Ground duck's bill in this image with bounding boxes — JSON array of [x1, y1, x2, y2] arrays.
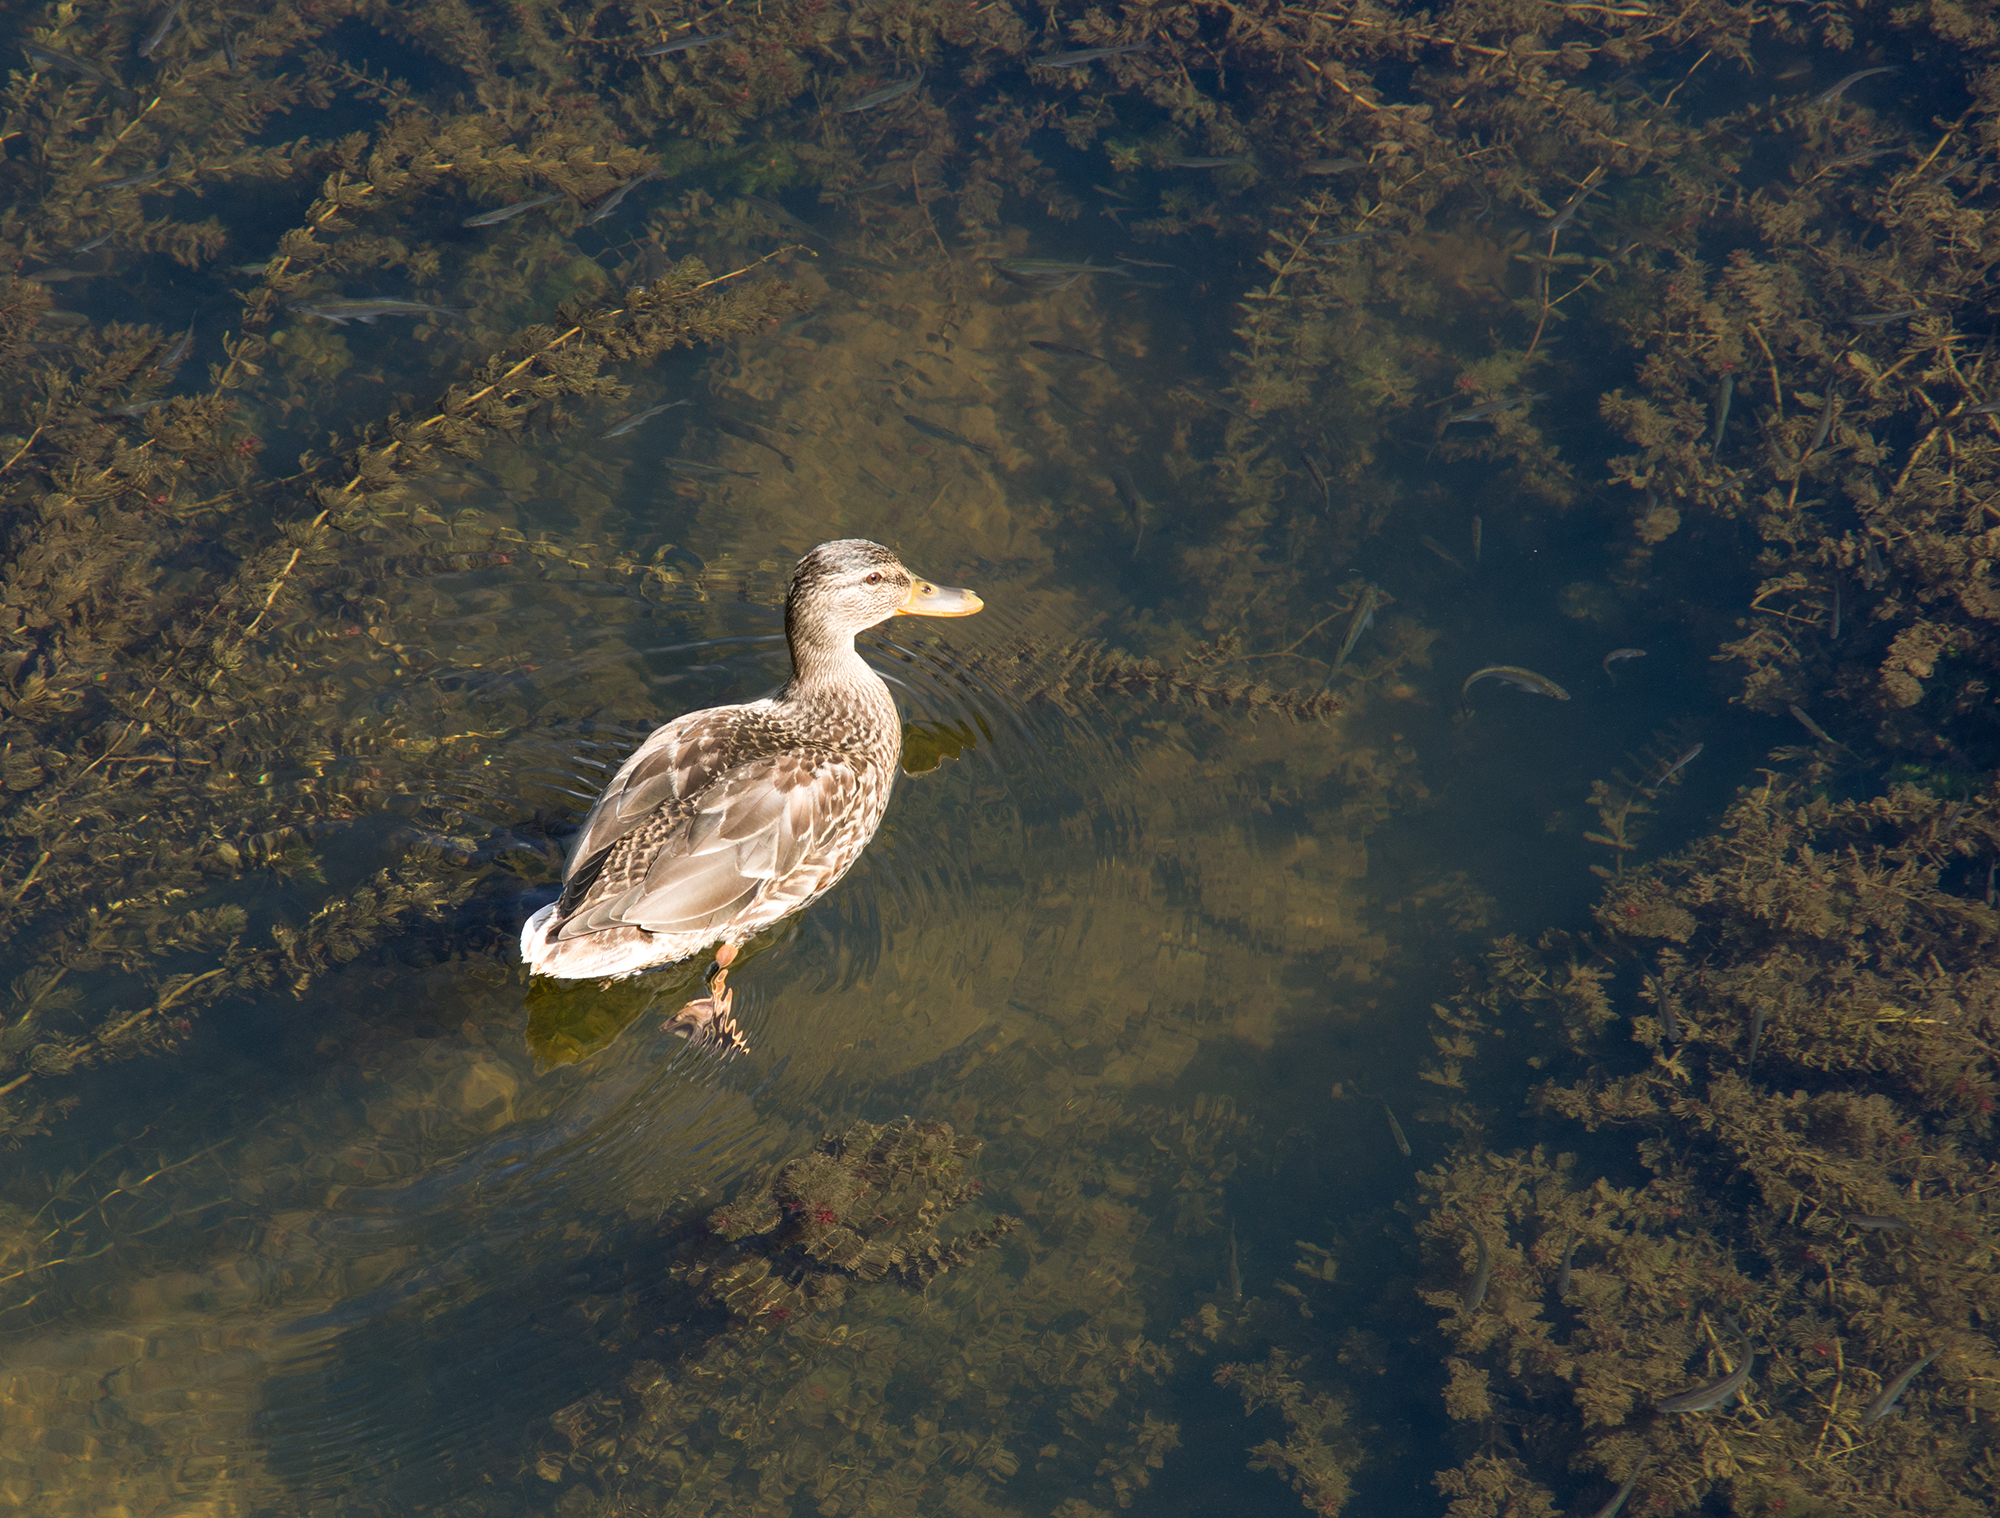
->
[[898, 579, 983, 617]]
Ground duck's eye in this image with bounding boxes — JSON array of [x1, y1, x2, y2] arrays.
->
[[864, 571, 883, 584]]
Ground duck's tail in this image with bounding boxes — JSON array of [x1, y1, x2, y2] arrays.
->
[[519, 901, 560, 974], [519, 903, 689, 980]]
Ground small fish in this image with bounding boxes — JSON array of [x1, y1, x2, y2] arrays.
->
[[663, 457, 759, 480], [1461, 1232, 1492, 1312], [1113, 254, 1180, 270], [1657, 983, 1681, 1042], [111, 398, 168, 417], [23, 267, 90, 283], [1655, 743, 1703, 786], [1446, 393, 1546, 425], [151, 316, 194, 373], [1029, 339, 1117, 367], [1843, 1214, 1913, 1232], [1658, 1343, 1756, 1413], [1814, 65, 1897, 106], [1831, 576, 1842, 641], [1383, 1103, 1411, 1157], [1302, 452, 1332, 514], [1853, 306, 1923, 326], [996, 258, 1128, 293], [1862, 537, 1886, 584], [601, 400, 689, 438], [1604, 647, 1647, 681], [137, 0, 184, 59], [712, 414, 796, 471], [1746, 1001, 1767, 1069], [289, 298, 463, 325], [1462, 665, 1570, 702], [1987, 858, 1996, 908], [1861, 1347, 1942, 1424], [1775, 61, 1812, 81], [1471, 516, 1482, 563], [1823, 144, 1902, 170], [1167, 155, 1248, 169], [68, 231, 114, 254], [1555, 1230, 1579, 1299], [1110, 468, 1148, 557], [1592, 1474, 1640, 1518], [1788, 703, 1837, 745], [840, 75, 921, 114], [1421, 535, 1466, 570], [903, 413, 994, 456], [1968, 399, 2000, 417], [103, 165, 168, 190], [583, 171, 659, 224], [855, 465, 900, 500], [1545, 183, 1595, 233], [21, 42, 131, 95], [1303, 157, 1365, 175], [1313, 229, 1393, 248], [827, 249, 899, 276], [1808, 387, 1839, 453], [1226, 1221, 1243, 1302], [1711, 373, 1734, 461], [1035, 43, 1152, 67], [997, 257, 1129, 279], [639, 29, 733, 56], [1333, 584, 1380, 672], [463, 192, 563, 227]]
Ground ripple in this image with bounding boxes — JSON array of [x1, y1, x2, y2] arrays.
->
[[0, 556, 1214, 1510]]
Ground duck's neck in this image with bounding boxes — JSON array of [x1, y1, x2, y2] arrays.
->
[[782, 618, 879, 700]]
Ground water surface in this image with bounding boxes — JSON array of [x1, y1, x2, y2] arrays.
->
[[1, 9, 1925, 1516]]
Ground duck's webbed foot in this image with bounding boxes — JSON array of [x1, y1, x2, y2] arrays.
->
[[663, 945, 749, 1055]]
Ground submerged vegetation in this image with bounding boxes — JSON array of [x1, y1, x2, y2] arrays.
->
[[4, 0, 2000, 1511], [675, 1118, 1018, 1321], [1417, 779, 2000, 1517]]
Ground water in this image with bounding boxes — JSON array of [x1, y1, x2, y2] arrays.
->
[[2, 10, 1973, 1517]]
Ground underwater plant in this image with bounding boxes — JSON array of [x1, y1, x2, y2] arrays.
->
[[1416, 779, 2000, 1517]]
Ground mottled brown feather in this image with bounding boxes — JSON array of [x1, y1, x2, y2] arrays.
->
[[551, 697, 886, 943]]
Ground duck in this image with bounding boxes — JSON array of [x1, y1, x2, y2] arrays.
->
[[519, 539, 983, 1051]]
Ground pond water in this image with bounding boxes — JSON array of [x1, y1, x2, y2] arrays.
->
[[1, 8, 1975, 1518]]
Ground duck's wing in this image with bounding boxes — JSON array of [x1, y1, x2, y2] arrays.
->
[[560, 707, 760, 881], [553, 709, 859, 941]]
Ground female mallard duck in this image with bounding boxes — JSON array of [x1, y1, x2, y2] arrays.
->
[[519, 540, 982, 1049]]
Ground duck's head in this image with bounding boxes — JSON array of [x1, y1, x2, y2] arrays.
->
[[786, 540, 982, 648]]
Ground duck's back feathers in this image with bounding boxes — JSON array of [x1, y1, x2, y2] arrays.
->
[[522, 697, 893, 979], [558, 742, 859, 940], [554, 704, 786, 923]]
